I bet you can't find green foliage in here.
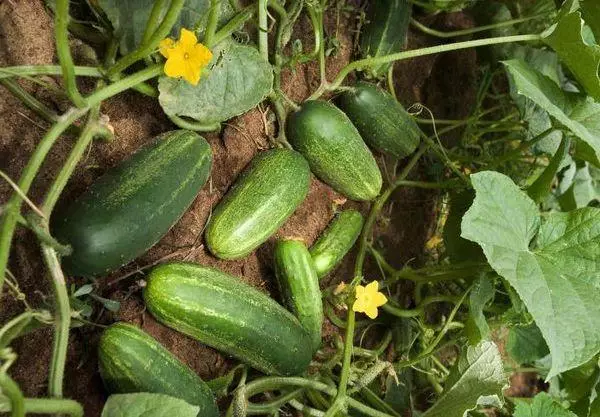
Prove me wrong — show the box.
[514,392,578,417]
[462,171,600,378]
[101,393,199,417]
[158,40,273,125]
[421,341,506,417]
[506,324,550,365]
[557,162,600,210]
[465,274,495,344]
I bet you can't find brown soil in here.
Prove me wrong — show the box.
[0,2,481,416]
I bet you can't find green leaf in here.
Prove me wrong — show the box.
[422,341,506,417]
[514,392,578,417]
[558,162,600,210]
[543,11,600,100]
[528,138,570,203]
[158,40,273,125]
[504,59,600,164]
[97,0,234,54]
[466,274,495,344]
[506,324,550,365]
[443,190,485,263]
[581,0,600,41]
[101,393,199,417]
[462,171,600,378]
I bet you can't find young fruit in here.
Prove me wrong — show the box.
[98,322,218,417]
[274,239,323,351]
[338,82,421,159]
[205,149,311,260]
[286,101,382,201]
[310,210,364,278]
[52,130,212,277]
[143,262,313,376]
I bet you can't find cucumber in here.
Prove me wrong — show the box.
[310,210,364,278]
[52,130,212,277]
[360,0,412,77]
[98,322,218,417]
[273,239,323,351]
[286,101,382,201]
[143,262,313,376]
[338,82,421,159]
[205,149,310,260]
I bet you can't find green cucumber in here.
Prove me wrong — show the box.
[52,130,212,277]
[360,0,412,77]
[273,239,323,351]
[338,82,421,159]
[143,262,313,376]
[310,210,364,278]
[98,322,218,417]
[286,101,382,201]
[205,149,310,260]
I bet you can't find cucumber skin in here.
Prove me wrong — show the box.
[274,239,323,352]
[52,130,212,278]
[205,149,311,260]
[338,82,421,159]
[143,262,313,376]
[286,101,382,201]
[310,210,364,279]
[98,323,218,417]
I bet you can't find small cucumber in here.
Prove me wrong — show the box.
[205,149,311,260]
[286,101,382,201]
[143,262,313,376]
[338,82,421,159]
[310,210,364,278]
[360,0,412,77]
[98,322,218,417]
[52,130,212,277]
[274,239,323,351]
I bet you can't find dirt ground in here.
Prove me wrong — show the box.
[0,1,523,415]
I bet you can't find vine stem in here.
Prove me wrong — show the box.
[204,0,221,47]
[308,34,542,100]
[0,66,102,79]
[211,4,256,46]
[141,0,169,46]
[0,373,24,417]
[258,0,269,60]
[0,397,84,417]
[55,0,86,107]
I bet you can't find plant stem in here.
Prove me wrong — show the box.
[204,0,221,47]
[107,0,185,78]
[88,65,163,105]
[55,0,86,107]
[383,295,461,318]
[0,398,84,417]
[309,34,542,100]
[306,3,327,93]
[141,0,169,45]
[0,79,62,127]
[168,115,221,132]
[0,66,102,79]
[212,5,256,46]
[258,0,269,60]
[0,373,25,417]
[410,13,549,39]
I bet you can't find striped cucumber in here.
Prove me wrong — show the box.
[338,82,421,159]
[52,130,212,277]
[205,149,311,260]
[286,101,382,201]
[310,210,364,278]
[274,239,323,352]
[98,322,218,417]
[143,262,313,376]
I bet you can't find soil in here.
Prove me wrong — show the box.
[0,1,520,416]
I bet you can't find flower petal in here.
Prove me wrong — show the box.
[159,38,175,58]
[365,281,379,293]
[365,306,379,319]
[353,298,366,313]
[183,61,201,86]
[179,28,198,49]
[190,43,213,67]
[355,285,366,296]
[164,54,186,78]
[373,292,388,307]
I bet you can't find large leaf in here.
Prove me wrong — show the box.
[159,40,273,125]
[98,0,234,54]
[465,274,495,344]
[506,324,549,365]
[101,393,199,417]
[514,392,578,417]
[443,190,484,263]
[504,59,600,164]
[543,11,600,100]
[462,171,600,378]
[581,0,600,41]
[557,162,600,210]
[422,341,506,417]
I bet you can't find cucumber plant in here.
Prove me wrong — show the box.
[1,0,600,416]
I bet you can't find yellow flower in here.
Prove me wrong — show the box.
[352,281,388,319]
[160,28,213,86]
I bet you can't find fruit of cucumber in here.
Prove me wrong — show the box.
[143,262,313,376]
[360,0,412,77]
[273,239,323,351]
[52,130,212,277]
[205,149,310,260]
[338,82,421,159]
[310,210,364,278]
[98,322,218,417]
[286,101,382,201]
